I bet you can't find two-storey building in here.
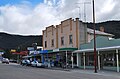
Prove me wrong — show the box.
[42,18,114,68]
[42,18,87,67]
[43,18,87,50]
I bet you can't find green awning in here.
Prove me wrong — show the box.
[80,36,120,50]
[48,48,78,53]
[73,36,120,53]
[59,48,78,51]
[0,49,5,52]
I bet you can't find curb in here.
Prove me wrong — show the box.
[45,67,71,71]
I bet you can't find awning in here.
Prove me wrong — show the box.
[40,50,48,54]
[74,36,120,53]
[22,55,32,58]
[48,48,78,53]
[12,51,28,55]
[73,46,120,53]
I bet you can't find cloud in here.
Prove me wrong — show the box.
[95,0,120,22]
[0,2,60,35]
[0,0,120,35]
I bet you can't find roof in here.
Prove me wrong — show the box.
[74,46,120,53]
[40,50,48,54]
[22,55,32,58]
[12,51,28,55]
[0,49,5,52]
[73,36,120,53]
[87,28,114,37]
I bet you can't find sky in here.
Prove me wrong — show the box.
[0,0,120,35]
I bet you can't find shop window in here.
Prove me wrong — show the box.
[45,41,47,48]
[51,39,54,47]
[103,53,115,66]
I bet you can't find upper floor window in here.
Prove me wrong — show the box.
[51,39,54,47]
[61,37,64,45]
[45,41,47,48]
[69,35,73,44]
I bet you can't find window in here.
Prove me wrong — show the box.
[61,37,64,45]
[69,35,73,44]
[45,41,47,48]
[51,39,54,47]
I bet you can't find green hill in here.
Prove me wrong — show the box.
[87,20,120,38]
[0,32,42,50]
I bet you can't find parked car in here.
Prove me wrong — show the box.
[9,59,17,63]
[26,60,31,66]
[21,60,26,66]
[31,61,37,67]
[44,61,48,67]
[2,58,9,64]
[21,59,31,66]
[36,61,45,68]
[31,61,45,68]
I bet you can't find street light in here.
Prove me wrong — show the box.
[32,43,37,61]
[17,46,20,64]
[92,0,97,73]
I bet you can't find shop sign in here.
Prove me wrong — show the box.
[53,49,59,52]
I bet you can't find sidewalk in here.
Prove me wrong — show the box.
[9,63,20,65]
[47,67,120,77]
[71,69,120,78]
[7,63,120,78]
[46,67,70,71]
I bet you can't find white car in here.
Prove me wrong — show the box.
[21,59,31,66]
[2,58,9,64]
[36,61,45,68]
[31,61,45,68]
[31,61,37,67]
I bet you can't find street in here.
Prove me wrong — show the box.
[0,63,120,79]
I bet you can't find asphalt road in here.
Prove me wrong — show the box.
[0,63,120,79]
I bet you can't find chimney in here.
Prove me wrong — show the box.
[99,26,104,32]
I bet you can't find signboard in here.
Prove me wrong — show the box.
[27,47,34,51]
[40,50,48,54]
[29,51,34,55]
[53,49,59,52]
[29,50,40,55]
[34,50,38,54]
[10,49,16,52]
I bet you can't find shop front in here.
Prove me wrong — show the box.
[72,36,120,72]
[41,48,77,68]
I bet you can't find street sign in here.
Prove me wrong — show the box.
[27,47,34,51]
[53,49,59,52]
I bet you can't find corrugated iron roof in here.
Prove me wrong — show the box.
[87,28,114,37]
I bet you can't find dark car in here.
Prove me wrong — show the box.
[9,59,17,63]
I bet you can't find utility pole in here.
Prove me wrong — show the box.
[92,0,97,73]
[17,46,20,64]
[32,43,37,61]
